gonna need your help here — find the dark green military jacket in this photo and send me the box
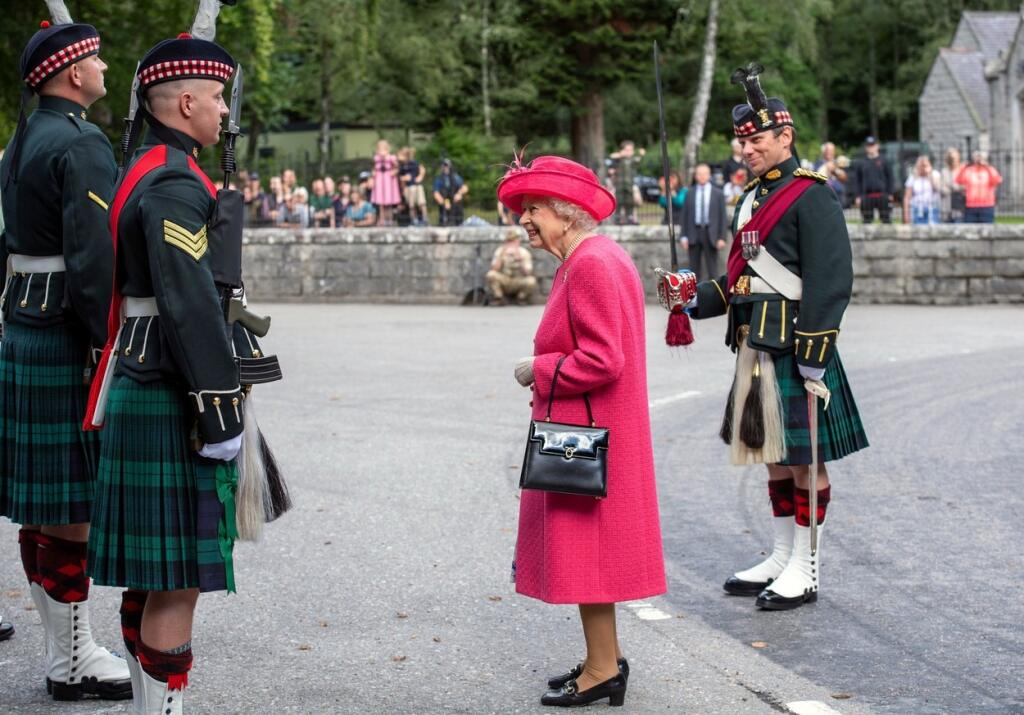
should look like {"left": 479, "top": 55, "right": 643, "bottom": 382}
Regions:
{"left": 0, "top": 95, "right": 116, "bottom": 349}
{"left": 113, "top": 120, "right": 243, "bottom": 444}
{"left": 691, "top": 156, "right": 852, "bottom": 370}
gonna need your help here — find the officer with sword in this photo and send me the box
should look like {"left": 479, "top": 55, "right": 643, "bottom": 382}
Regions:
{"left": 687, "top": 64, "right": 869, "bottom": 611}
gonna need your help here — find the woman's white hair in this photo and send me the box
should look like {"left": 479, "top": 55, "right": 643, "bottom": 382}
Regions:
{"left": 534, "top": 196, "right": 598, "bottom": 232}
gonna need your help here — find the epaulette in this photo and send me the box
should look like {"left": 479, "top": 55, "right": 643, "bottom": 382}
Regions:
{"left": 793, "top": 168, "right": 828, "bottom": 183}
{"left": 743, "top": 177, "right": 760, "bottom": 192}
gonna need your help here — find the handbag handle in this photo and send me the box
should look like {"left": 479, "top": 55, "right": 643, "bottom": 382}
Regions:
{"left": 546, "top": 355, "right": 596, "bottom": 427}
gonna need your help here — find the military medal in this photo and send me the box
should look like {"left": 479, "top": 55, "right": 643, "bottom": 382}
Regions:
{"left": 741, "top": 230, "right": 760, "bottom": 261}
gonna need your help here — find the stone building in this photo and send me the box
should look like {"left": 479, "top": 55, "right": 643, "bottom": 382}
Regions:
{"left": 919, "top": 9, "right": 1022, "bottom": 210}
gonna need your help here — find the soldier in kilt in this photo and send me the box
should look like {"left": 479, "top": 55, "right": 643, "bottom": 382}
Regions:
{"left": 0, "top": 7, "right": 132, "bottom": 700}
{"left": 82, "top": 27, "right": 245, "bottom": 715}
{"left": 688, "top": 65, "right": 868, "bottom": 611}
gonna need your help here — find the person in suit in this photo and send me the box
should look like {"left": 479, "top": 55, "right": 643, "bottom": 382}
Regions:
{"left": 681, "top": 163, "right": 729, "bottom": 281}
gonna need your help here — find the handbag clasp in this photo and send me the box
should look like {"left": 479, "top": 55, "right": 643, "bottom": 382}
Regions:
{"left": 564, "top": 446, "right": 576, "bottom": 459}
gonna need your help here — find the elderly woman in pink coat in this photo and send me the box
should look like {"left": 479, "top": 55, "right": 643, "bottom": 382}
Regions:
{"left": 498, "top": 156, "right": 667, "bottom": 708}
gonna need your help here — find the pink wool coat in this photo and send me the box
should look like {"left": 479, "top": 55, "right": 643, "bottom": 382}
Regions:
{"left": 515, "top": 235, "right": 667, "bottom": 604}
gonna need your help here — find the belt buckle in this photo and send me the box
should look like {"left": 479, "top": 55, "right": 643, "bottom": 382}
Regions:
{"left": 732, "top": 275, "right": 751, "bottom": 296}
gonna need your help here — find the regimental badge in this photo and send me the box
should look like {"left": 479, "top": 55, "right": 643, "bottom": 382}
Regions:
{"left": 163, "top": 219, "right": 208, "bottom": 260}
{"left": 766, "top": 169, "right": 782, "bottom": 180}
{"left": 80, "top": 111, "right": 86, "bottom": 120}
{"left": 758, "top": 108, "right": 771, "bottom": 126}
{"left": 741, "top": 230, "right": 760, "bottom": 261}
{"left": 192, "top": 147, "right": 200, "bottom": 159}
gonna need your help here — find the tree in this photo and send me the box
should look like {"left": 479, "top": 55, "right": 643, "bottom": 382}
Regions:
{"left": 510, "top": 1, "right": 678, "bottom": 170}
{"left": 681, "top": 0, "right": 718, "bottom": 180}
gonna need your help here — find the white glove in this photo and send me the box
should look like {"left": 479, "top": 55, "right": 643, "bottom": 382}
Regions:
{"left": 798, "top": 364, "right": 825, "bottom": 381}
{"left": 514, "top": 357, "right": 535, "bottom": 387}
{"left": 199, "top": 434, "right": 243, "bottom": 461}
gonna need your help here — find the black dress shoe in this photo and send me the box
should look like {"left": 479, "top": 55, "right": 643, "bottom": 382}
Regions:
{"left": 547, "top": 658, "right": 629, "bottom": 689}
{"left": 756, "top": 587, "right": 818, "bottom": 611}
{"left": 541, "top": 674, "right": 627, "bottom": 707}
{"left": 723, "top": 576, "right": 771, "bottom": 596}
{"left": 0, "top": 621, "right": 13, "bottom": 642}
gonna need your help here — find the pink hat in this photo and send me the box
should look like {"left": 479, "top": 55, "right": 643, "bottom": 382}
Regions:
{"left": 498, "top": 155, "right": 616, "bottom": 221}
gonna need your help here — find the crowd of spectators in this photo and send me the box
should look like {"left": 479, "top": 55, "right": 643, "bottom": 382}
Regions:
{"left": 235, "top": 135, "right": 1007, "bottom": 231}
{"left": 238, "top": 145, "right": 470, "bottom": 229}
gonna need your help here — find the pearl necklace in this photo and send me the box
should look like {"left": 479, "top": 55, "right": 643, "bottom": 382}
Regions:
{"left": 561, "top": 230, "right": 592, "bottom": 263}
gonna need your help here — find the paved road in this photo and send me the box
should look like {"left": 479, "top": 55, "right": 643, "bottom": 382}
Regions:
{"left": 2, "top": 303, "right": 1022, "bottom": 714}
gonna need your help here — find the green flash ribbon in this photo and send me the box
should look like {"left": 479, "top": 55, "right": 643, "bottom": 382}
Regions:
{"left": 215, "top": 462, "right": 239, "bottom": 593}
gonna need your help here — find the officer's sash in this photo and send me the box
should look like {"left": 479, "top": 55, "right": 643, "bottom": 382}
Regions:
{"left": 84, "top": 144, "right": 217, "bottom": 430}
{"left": 725, "top": 177, "right": 815, "bottom": 293}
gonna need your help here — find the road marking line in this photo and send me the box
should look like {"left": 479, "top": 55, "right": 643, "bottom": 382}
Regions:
{"left": 649, "top": 390, "right": 701, "bottom": 409}
{"left": 786, "top": 701, "right": 844, "bottom": 715}
{"left": 624, "top": 602, "right": 673, "bottom": 621}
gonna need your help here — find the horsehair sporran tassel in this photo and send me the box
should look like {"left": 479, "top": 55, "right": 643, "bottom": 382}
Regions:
{"left": 729, "top": 339, "right": 758, "bottom": 465}
{"left": 739, "top": 354, "right": 766, "bottom": 449}
{"left": 719, "top": 377, "right": 736, "bottom": 445}
{"left": 235, "top": 395, "right": 269, "bottom": 541}
{"left": 260, "top": 426, "right": 290, "bottom": 521}
{"left": 757, "top": 351, "right": 787, "bottom": 464}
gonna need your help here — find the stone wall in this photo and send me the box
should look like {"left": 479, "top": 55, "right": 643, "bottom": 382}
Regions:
{"left": 242, "top": 224, "right": 1024, "bottom": 305}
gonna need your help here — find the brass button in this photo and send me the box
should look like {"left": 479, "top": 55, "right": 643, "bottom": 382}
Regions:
{"left": 252, "top": 349, "right": 261, "bottom": 358}
{"left": 40, "top": 304, "right": 47, "bottom": 312}
{"left": 231, "top": 397, "right": 239, "bottom": 406}
{"left": 138, "top": 355, "right": 145, "bottom": 364}
{"left": 752, "top": 201, "right": 760, "bottom": 208}
{"left": 212, "top": 397, "right": 221, "bottom": 406}
{"left": 124, "top": 348, "right": 132, "bottom": 356}
{"left": 19, "top": 300, "right": 27, "bottom": 308}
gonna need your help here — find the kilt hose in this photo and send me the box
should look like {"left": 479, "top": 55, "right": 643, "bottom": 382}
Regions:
{"left": 87, "top": 376, "right": 239, "bottom": 593}
{"left": 773, "top": 349, "right": 868, "bottom": 466}
{"left": 0, "top": 322, "right": 98, "bottom": 525}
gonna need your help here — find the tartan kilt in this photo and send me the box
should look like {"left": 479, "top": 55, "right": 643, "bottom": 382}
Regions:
{"left": 0, "top": 322, "right": 98, "bottom": 525}
{"left": 773, "top": 349, "right": 868, "bottom": 466}
{"left": 87, "top": 376, "right": 238, "bottom": 593}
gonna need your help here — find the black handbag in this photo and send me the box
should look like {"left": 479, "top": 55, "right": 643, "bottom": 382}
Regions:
{"left": 519, "top": 355, "right": 610, "bottom": 498}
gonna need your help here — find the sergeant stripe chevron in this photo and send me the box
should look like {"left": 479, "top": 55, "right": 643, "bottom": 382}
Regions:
{"left": 163, "top": 219, "right": 208, "bottom": 260}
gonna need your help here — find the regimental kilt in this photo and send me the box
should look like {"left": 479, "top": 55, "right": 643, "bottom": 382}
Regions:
{"left": 87, "top": 376, "right": 238, "bottom": 593}
{"left": 773, "top": 349, "right": 868, "bottom": 465}
{"left": 0, "top": 322, "right": 98, "bottom": 525}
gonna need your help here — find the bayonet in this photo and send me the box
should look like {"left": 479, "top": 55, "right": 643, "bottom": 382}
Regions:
{"left": 120, "top": 63, "right": 141, "bottom": 169}
{"left": 221, "top": 63, "right": 243, "bottom": 185}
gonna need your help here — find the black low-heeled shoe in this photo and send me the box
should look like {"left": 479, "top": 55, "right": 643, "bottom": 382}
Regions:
{"left": 0, "top": 621, "right": 14, "bottom": 642}
{"left": 541, "top": 674, "right": 627, "bottom": 707}
{"left": 547, "top": 658, "right": 629, "bottom": 689}
{"left": 723, "top": 575, "right": 771, "bottom": 596}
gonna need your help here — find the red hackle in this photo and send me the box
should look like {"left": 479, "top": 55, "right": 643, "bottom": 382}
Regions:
{"left": 665, "top": 309, "right": 694, "bottom": 347}
{"left": 167, "top": 672, "right": 189, "bottom": 691}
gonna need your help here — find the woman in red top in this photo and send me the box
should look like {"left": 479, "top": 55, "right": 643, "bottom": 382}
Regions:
{"left": 954, "top": 151, "right": 1003, "bottom": 223}
{"left": 499, "top": 156, "right": 666, "bottom": 708}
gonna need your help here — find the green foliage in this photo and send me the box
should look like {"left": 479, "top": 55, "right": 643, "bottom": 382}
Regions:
{"left": 1, "top": 0, "right": 1019, "bottom": 170}
{"left": 417, "top": 120, "right": 508, "bottom": 208}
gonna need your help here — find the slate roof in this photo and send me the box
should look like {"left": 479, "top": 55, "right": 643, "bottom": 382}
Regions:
{"left": 960, "top": 11, "right": 1019, "bottom": 62}
{"left": 939, "top": 48, "right": 990, "bottom": 129}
